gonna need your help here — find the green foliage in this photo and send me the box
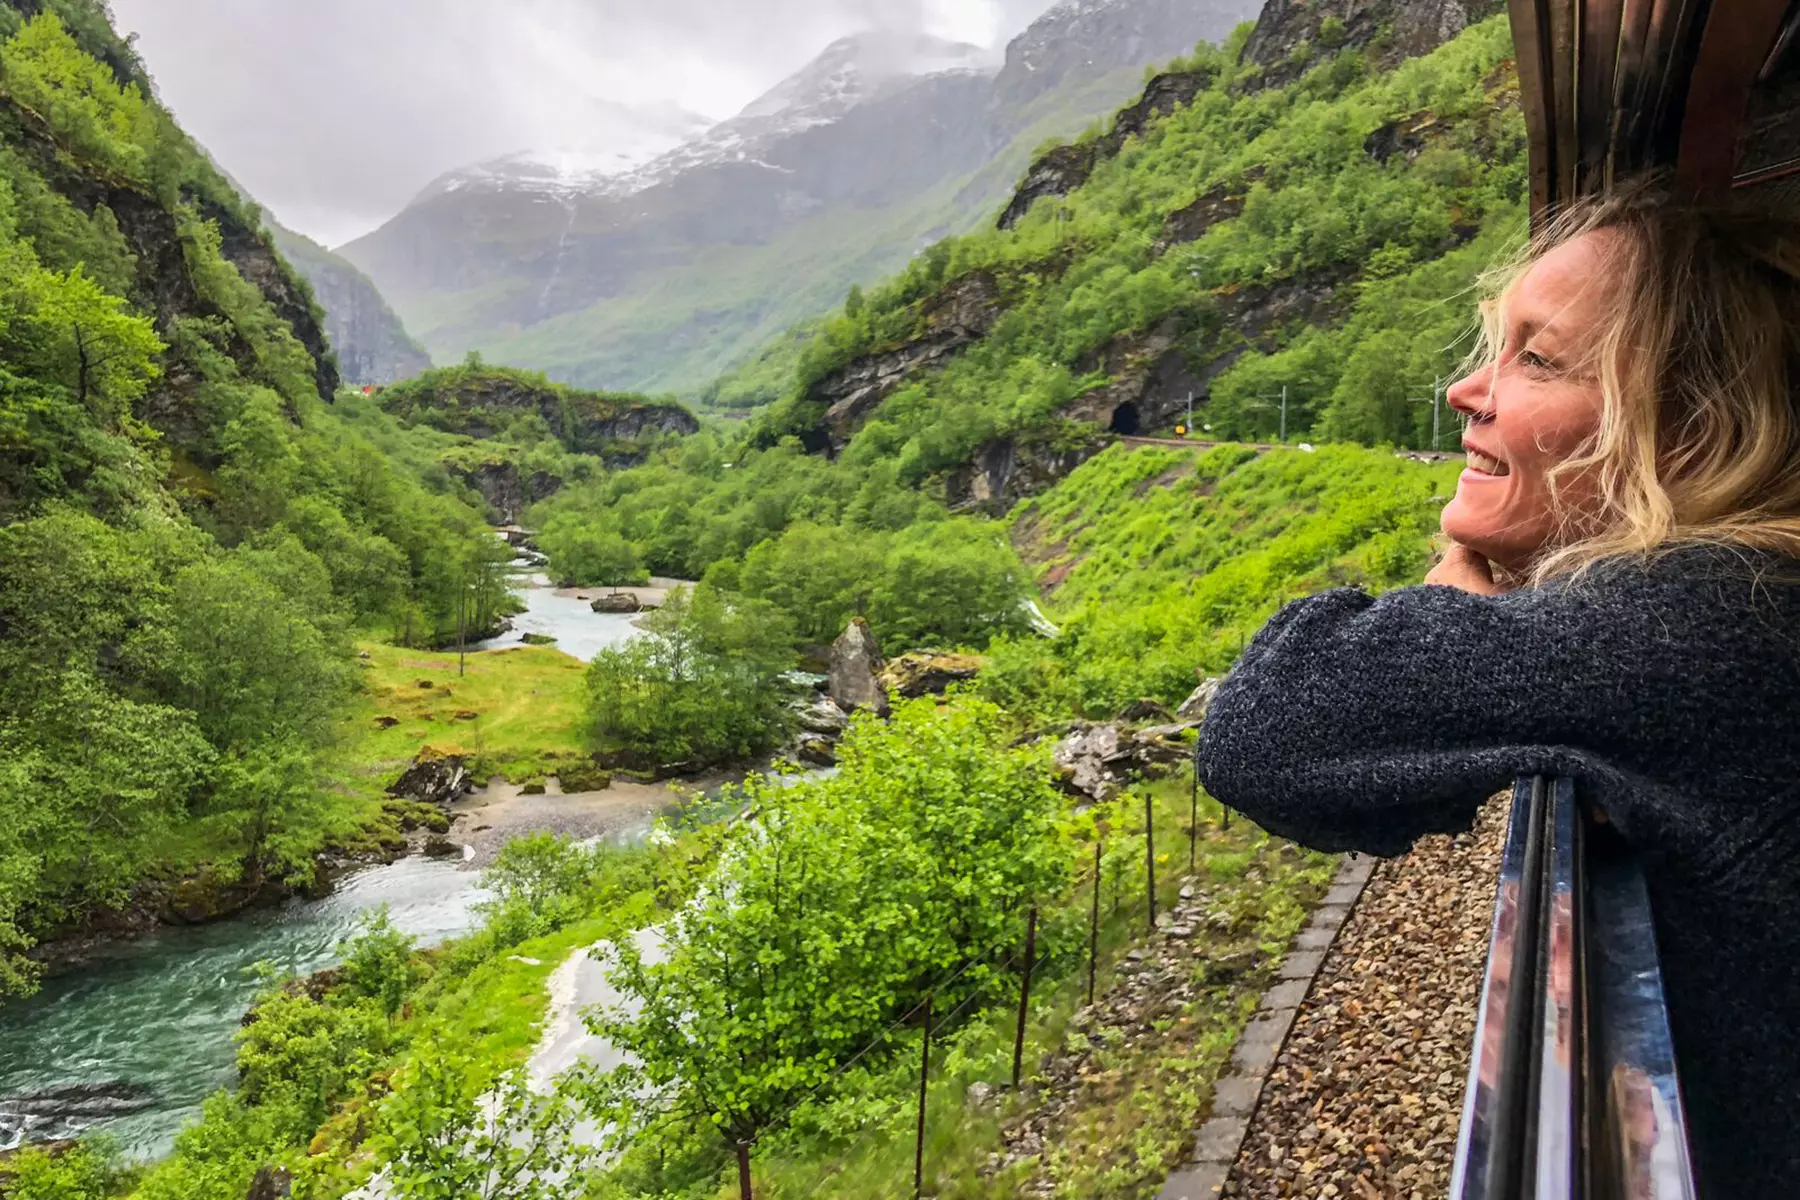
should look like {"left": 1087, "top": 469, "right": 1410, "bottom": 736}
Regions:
{"left": 0, "top": 6, "right": 520, "bottom": 989}
{"left": 340, "top": 906, "right": 425, "bottom": 1019}
{"left": 0, "top": 1137, "right": 128, "bottom": 1200}
{"left": 585, "top": 584, "right": 797, "bottom": 764}
{"left": 537, "top": 513, "right": 647, "bottom": 587}
{"left": 379, "top": 1050, "right": 597, "bottom": 1200}
{"left": 234, "top": 986, "right": 393, "bottom": 1139}
{"left": 991, "top": 442, "right": 1460, "bottom": 715}
{"left": 0, "top": 13, "right": 156, "bottom": 180}
{"left": 589, "top": 697, "right": 1069, "bottom": 1155}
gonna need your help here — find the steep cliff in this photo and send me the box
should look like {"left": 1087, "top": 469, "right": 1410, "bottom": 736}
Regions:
{"left": 269, "top": 223, "right": 431, "bottom": 386}
{"left": 342, "top": 0, "right": 1262, "bottom": 396}
{"left": 378, "top": 362, "right": 698, "bottom": 457}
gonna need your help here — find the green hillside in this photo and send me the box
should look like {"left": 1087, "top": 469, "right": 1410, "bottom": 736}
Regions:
{"left": 0, "top": 2, "right": 510, "bottom": 990}
{"left": 993, "top": 442, "right": 1463, "bottom": 714}
{"left": 755, "top": 15, "right": 1521, "bottom": 486}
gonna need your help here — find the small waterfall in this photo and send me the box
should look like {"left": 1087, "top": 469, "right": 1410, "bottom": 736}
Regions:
{"left": 536, "top": 195, "right": 581, "bottom": 322}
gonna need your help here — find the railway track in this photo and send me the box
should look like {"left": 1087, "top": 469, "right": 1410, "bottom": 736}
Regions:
{"left": 1111, "top": 436, "right": 1460, "bottom": 464}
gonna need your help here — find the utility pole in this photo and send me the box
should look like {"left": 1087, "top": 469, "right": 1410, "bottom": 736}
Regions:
{"left": 1248, "top": 386, "right": 1290, "bottom": 443}
{"left": 1408, "top": 376, "right": 1444, "bottom": 449}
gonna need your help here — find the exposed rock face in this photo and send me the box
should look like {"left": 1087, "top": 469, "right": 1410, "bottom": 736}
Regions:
{"left": 813, "top": 271, "right": 1004, "bottom": 449}
{"left": 0, "top": 1081, "right": 156, "bottom": 1153}
{"left": 1239, "top": 0, "right": 1507, "bottom": 93}
{"left": 381, "top": 367, "right": 698, "bottom": 456}
{"left": 796, "top": 695, "right": 851, "bottom": 736}
{"left": 386, "top": 752, "right": 473, "bottom": 807}
{"left": 244, "top": 1166, "right": 293, "bottom": 1200}
{"left": 944, "top": 431, "right": 1108, "bottom": 514}
{"left": 879, "top": 651, "right": 984, "bottom": 699}
{"left": 997, "top": 65, "right": 1218, "bottom": 229}
{"left": 828, "top": 618, "right": 891, "bottom": 717}
{"left": 270, "top": 224, "right": 432, "bottom": 387}
{"left": 445, "top": 460, "right": 563, "bottom": 525}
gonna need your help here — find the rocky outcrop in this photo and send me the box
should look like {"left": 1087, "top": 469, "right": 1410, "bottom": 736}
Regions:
{"left": 206, "top": 203, "right": 342, "bottom": 403}
{"left": 1238, "top": 0, "right": 1507, "bottom": 94}
{"left": 445, "top": 459, "right": 563, "bottom": 525}
{"left": 827, "top": 618, "right": 891, "bottom": 717}
{"left": 945, "top": 429, "right": 1109, "bottom": 513}
{"left": 1153, "top": 184, "right": 1247, "bottom": 252}
{"left": 386, "top": 751, "right": 473, "bottom": 807}
{"left": 1051, "top": 719, "right": 1200, "bottom": 801}
{"left": 382, "top": 366, "right": 697, "bottom": 457}
{"left": 812, "top": 271, "right": 1004, "bottom": 450}
{"left": 997, "top": 67, "right": 1217, "bottom": 230}
{"left": 0, "top": 1081, "right": 156, "bottom": 1153}
{"left": 879, "top": 651, "right": 983, "bottom": 699}
{"left": 270, "top": 224, "right": 432, "bottom": 387}
{"left": 244, "top": 1166, "right": 293, "bottom": 1200}
{"left": 1176, "top": 677, "right": 1224, "bottom": 721}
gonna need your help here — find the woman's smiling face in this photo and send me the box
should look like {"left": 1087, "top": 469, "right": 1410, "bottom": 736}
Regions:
{"left": 1441, "top": 231, "right": 1617, "bottom": 570}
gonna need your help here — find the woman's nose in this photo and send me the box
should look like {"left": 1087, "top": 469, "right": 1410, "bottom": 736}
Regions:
{"left": 1446, "top": 366, "right": 1494, "bottom": 420}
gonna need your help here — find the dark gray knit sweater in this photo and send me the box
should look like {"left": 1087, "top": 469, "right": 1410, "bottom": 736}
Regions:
{"left": 1197, "top": 546, "right": 1800, "bottom": 1199}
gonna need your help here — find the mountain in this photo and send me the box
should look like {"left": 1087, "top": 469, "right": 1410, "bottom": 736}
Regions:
{"left": 268, "top": 221, "right": 432, "bottom": 386}
{"left": 341, "top": 0, "right": 1265, "bottom": 398}
{"left": 739, "top": 0, "right": 1518, "bottom": 507}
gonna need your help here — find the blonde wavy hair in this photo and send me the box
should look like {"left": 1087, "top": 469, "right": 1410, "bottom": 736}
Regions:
{"left": 1470, "top": 182, "right": 1800, "bottom": 585}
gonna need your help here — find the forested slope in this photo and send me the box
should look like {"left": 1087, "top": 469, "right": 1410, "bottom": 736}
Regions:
{"left": 0, "top": 1, "right": 512, "bottom": 992}
{"left": 741, "top": 1, "right": 1519, "bottom": 507}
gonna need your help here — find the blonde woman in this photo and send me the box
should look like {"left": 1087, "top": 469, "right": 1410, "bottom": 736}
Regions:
{"left": 1197, "top": 187, "right": 1800, "bottom": 1197}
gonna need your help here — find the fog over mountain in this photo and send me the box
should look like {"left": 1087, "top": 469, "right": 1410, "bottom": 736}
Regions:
{"left": 108, "top": 0, "right": 1059, "bottom": 247}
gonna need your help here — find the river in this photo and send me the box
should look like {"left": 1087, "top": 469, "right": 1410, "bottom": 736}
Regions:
{"left": 0, "top": 559, "right": 674, "bottom": 1160}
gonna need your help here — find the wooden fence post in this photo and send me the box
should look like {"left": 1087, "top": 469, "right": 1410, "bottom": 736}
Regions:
{"left": 1087, "top": 837, "right": 1102, "bottom": 1005}
{"left": 1145, "top": 790, "right": 1157, "bottom": 932}
{"left": 914, "top": 994, "right": 933, "bottom": 1199}
{"left": 1012, "top": 908, "right": 1038, "bottom": 1089}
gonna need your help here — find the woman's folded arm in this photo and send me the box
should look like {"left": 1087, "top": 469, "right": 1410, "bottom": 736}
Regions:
{"left": 1194, "top": 572, "right": 1709, "bottom": 857}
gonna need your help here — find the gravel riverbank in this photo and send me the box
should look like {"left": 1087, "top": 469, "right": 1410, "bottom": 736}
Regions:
{"left": 1223, "top": 798, "right": 1507, "bottom": 1199}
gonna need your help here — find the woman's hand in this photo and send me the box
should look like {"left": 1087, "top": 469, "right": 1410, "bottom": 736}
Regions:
{"left": 1425, "top": 542, "right": 1507, "bottom": 595}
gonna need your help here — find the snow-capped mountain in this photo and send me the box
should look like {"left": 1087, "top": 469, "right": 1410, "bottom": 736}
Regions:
{"left": 341, "top": 0, "right": 1261, "bottom": 395}
{"left": 415, "top": 103, "right": 715, "bottom": 203}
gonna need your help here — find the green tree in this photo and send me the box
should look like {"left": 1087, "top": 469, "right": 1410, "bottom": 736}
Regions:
{"left": 538, "top": 514, "right": 646, "bottom": 588}
{"left": 585, "top": 584, "right": 795, "bottom": 764}
{"left": 381, "top": 1050, "right": 595, "bottom": 1200}
{"left": 339, "top": 905, "right": 424, "bottom": 1020}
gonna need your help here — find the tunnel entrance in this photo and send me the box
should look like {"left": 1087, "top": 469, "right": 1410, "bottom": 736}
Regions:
{"left": 1108, "top": 402, "right": 1141, "bottom": 436}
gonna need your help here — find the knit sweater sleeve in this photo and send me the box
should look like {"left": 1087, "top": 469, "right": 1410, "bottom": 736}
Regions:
{"left": 1194, "top": 573, "right": 1713, "bottom": 858}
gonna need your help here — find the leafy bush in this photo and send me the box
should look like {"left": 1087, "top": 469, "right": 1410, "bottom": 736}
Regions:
{"left": 585, "top": 584, "right": 796, "bottom": 764}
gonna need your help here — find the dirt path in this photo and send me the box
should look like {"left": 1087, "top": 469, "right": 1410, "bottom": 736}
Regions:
{"left": 1221, "top": 800, "right": 1507, "bottom": 1198}
{"left": 446, "top": 771, "right": 730, "bottom": 867}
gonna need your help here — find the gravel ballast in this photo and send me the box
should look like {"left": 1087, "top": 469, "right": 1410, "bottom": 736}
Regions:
{"left": 1222, "top": 799, "right": 1507, "bottom": 1199}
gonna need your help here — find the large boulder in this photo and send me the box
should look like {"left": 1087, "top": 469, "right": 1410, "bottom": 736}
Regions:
{"left": 879, "top": 651, "right": 983, "bottom": 699}
{"left": 828, "top": 619, "right": 890, "bottom": 717}
{"left": 386, "top": 750, "right": 472, "bottom": 807}
{"left": 590, "top": 592, "right": 642, "bottom": 614}
{"left": 795, "top": 695, "right": 850, "bottom": 736}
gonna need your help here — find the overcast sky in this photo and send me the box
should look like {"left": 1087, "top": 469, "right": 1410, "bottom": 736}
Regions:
{"left": 109, "top": 0, "right": 1057, "bottom": 248}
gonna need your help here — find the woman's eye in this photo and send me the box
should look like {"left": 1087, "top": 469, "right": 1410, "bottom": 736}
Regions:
{"left": 1517, "top": 349, "right": 1554, "bottom": 373}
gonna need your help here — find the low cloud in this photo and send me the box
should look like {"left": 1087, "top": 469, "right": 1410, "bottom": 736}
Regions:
{"left": 109, "top": 0, "right": 1057, "bottom": 247}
